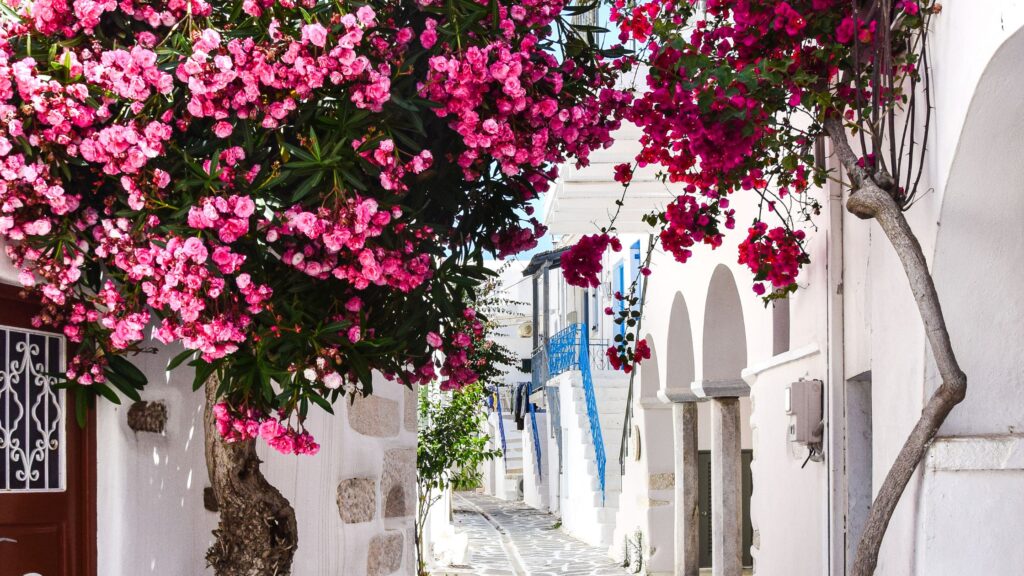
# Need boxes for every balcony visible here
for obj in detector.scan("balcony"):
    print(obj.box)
[544,123,677,234]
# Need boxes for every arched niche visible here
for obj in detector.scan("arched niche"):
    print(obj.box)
[701,265,748,383]
[932,26,1024,436]
[640,335,661,401]
[664,292,696,399]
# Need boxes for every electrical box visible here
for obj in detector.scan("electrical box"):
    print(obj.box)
[785,379,823,444]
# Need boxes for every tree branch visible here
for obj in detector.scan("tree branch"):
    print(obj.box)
[825,118,967,576]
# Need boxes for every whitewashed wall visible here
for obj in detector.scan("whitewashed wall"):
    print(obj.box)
[95,346,417,576]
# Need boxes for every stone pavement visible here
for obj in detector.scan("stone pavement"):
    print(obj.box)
[435,491,631,576]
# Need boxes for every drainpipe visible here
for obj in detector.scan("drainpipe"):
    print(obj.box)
[825,140,847,576]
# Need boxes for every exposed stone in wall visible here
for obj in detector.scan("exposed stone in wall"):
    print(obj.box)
[337,477,377,524]
[349,395,400,437]
[403,387,417,432]
[367,530,404,576]
[126,401,167,433]
[649,472,674,491]
[381,448,415,518]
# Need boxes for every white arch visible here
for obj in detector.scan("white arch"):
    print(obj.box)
[932,25,1024,436]
[640,334,661,401]
[702,264,747,382]
[665,291,696,393]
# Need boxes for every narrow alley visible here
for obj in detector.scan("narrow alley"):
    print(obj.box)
[437,492,633,576]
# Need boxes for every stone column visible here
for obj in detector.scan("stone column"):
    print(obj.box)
[660,387,701,576]
[693,379,749,576]
[710,398,742,576]
[672,401,700,576]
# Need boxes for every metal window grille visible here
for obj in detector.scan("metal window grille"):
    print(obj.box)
[0,326,65,492]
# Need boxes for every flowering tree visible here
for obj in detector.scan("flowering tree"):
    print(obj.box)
[0,0,627,571]
[562,1,956,574]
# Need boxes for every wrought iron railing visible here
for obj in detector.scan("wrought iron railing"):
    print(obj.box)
[546,323,607,502]
[494,387,508,466]
[528,399,542,480]
[547,324,581,376]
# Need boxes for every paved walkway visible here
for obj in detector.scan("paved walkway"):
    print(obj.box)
[436,491,631,576]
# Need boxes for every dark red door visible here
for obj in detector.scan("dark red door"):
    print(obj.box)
[0,285,95,576]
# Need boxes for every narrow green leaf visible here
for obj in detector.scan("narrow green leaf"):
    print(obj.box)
[93,383,122,405]
[107,355,147,387]
[107,373,142,402]
[167,349,195,372]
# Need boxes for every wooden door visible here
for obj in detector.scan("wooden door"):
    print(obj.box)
[698,449,754,568]
[0,285,95,576]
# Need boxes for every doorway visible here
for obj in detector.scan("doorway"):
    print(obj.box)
[0,285,96,576]
[698,449,754,568]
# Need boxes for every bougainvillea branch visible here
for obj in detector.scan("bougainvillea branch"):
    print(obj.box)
[560,1,956,574]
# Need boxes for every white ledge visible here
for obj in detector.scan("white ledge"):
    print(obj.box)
[741,343,821,386]
[640,397,673,410]
[928,435,1024,471]
[658,387,701,404]
[692,378,750,399]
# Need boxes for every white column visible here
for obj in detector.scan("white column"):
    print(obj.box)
[673,401,700,576]
[710,397,742,576]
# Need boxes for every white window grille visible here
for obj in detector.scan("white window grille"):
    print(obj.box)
[0,326,65,492]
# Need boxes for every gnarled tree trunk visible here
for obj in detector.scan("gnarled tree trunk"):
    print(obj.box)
[204,378,298,575]
[826,118,968,576]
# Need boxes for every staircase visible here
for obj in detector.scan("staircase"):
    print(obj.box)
[559,371,630,548]
[493,413,524,501]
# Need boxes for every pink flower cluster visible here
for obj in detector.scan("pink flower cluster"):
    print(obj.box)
[422,29,627,183]
[188,194,256,244]
[737,223,808,295]
[266,198,432,292]
[438,308,484,391]
[357,139,434,192]
[213,402,320,455]
[560,233,621,288]
[658,193,734,265]
[177,17,390,135]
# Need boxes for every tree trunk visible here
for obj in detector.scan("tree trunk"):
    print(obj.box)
[204,378,299,576]
[825,118,967,576]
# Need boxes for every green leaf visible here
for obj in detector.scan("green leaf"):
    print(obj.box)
[167,349,195,372]
[308,393,335,414]
[193,361,216,391]
[107,372,142,402]
[74,387,88,428]
[93,383,122,405]
[290,172,324,203]
[107,355,147,388]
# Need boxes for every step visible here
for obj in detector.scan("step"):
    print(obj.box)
[573,387,631,403]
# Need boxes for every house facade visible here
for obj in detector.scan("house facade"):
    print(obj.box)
[485,4,1024,576]
[0,258,417,575]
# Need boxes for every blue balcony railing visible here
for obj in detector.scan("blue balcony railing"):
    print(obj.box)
[545,323,607,503]
[528,398,542,480]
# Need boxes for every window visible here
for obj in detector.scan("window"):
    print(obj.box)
[614,260,626,339]
[0,326,65,492]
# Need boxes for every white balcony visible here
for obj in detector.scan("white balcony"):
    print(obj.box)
[544,123,677,235]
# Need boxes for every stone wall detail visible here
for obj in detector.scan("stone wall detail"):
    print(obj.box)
[349,394,401,438]
[367,531,405,576]
[381,448,415,518]
[126,400,167,434]
[337,478,377,524]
